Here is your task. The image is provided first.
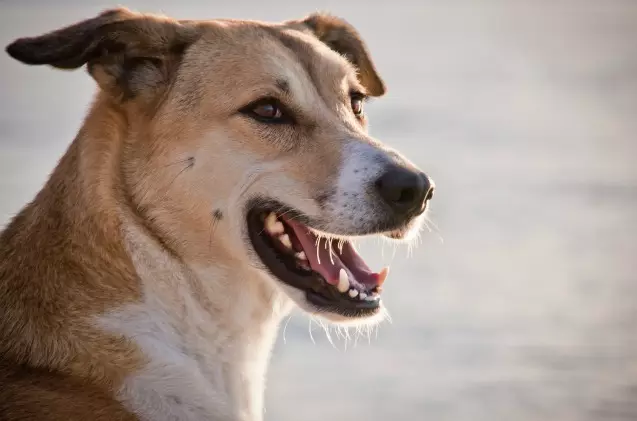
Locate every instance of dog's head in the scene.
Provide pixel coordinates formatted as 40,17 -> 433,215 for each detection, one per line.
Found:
6,8 -> 434,325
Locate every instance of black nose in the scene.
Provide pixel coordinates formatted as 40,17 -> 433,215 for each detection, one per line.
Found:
375,167 -> 434,216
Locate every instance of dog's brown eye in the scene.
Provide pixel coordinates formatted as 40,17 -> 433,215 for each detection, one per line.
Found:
240,98 -> 293,124
252,103 -> 282,120
350,93 -> 365,117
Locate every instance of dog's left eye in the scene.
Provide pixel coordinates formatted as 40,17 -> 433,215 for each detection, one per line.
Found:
240,98 -> 292,124
350,92 -> 366,117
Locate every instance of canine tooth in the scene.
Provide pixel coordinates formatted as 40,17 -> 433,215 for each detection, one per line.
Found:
265,213 -> 284,235
365,295 -> 376,301
295,251 -> 307,260
378,266 -> 390,286
265,212 -> 276,231
348,288 -> 358,298
272,222 -> 284,234
279,234 -> 292,249
337,269 -> 350,293
359,292 -> 367,300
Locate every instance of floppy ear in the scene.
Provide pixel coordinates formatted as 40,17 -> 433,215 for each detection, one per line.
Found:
301,13 -> 386,97
5,7 -> 200,102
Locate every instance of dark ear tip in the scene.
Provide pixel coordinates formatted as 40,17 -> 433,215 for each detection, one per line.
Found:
367,78 -> 386,97
303,12 -> 350,32
5,39 -> 31,63
372,84 -> 387,97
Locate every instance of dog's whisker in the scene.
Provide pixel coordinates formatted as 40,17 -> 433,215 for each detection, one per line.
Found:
354,326 -> 361,348
424,215 -> 441,233
328,238 -> 335,265
156,159 -> 195,200
275,208 -> 296,219
308,318 -> 315,344
314,236 -> 321,264
423,215 -> 445,244
282,314 -> 293,345
319,320 -> 337,349
344,326 -> 352,344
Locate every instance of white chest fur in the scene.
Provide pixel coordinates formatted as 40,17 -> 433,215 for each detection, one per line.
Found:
97,224 -> 289,421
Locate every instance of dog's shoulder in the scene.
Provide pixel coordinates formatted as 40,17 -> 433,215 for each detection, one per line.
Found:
0,361 -> 138,421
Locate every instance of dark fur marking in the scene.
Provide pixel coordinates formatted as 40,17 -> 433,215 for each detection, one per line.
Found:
275,79 -> 290,94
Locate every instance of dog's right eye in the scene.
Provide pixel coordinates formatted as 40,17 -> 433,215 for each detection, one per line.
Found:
253,103 -> 282,119
240,98 -> 293,124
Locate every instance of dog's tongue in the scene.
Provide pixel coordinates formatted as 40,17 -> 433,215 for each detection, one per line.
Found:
283,217 -> 388,288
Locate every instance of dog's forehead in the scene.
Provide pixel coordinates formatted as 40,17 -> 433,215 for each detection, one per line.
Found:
190,20 -> 363,96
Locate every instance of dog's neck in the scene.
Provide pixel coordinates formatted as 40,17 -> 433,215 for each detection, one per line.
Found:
109,220 -> 290,421
82,96 -> 292,420
1,95 -> 291,420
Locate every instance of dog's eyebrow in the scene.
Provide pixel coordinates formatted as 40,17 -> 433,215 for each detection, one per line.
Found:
275,79 -> 290,95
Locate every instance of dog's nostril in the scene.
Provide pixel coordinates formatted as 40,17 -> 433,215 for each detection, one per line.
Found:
425,185 -> 435,202
397,187 -> 416,204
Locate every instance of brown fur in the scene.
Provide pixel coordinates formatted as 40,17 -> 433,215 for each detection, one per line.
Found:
1,7 -> 389,420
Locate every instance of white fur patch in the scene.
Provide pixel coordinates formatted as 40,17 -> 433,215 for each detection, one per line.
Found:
96,222 -> 288,421
325,140 -> 388,233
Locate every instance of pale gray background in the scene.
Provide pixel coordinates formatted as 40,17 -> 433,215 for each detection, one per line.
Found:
1,1 -> 636,420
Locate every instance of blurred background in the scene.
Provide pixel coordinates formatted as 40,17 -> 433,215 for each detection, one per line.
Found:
1,0 -> 636,420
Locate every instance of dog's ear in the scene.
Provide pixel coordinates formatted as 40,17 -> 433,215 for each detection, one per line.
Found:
5,7 -> 200,102
301,13 -> 386,97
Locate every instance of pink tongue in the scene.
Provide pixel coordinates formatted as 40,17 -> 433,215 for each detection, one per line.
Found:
283,217 -> 383,287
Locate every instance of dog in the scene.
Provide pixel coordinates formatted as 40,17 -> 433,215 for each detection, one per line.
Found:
0,7 -> 434,421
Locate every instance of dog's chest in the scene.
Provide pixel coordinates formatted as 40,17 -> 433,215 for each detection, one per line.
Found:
98,275 -> 274,421
98,288 -> 232,419
96,227 -> 276,421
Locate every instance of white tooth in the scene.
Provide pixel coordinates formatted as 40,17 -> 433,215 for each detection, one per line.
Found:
359,292 -> 367,300
337,269 -> 350,293
279,234 -> 292,248
378,266 -> 390,286
271,221 -> 284,235
264,212 -> 277,233
365,295 -> 377,301
265,212 -> 285,235
263,212 -> 285,235
348,288 -> 359,298
295,251 -> 307,260
279,234 -> 292,249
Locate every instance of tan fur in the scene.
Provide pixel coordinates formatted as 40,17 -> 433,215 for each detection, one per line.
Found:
1,7 -> 424,420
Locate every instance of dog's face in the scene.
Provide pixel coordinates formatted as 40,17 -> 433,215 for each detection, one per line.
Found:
7,9 -> 434,324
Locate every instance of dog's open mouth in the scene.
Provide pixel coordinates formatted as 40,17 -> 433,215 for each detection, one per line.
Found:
247,205 -> 389,317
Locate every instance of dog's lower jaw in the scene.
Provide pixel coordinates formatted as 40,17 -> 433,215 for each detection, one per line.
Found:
97,219 -> 293,421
